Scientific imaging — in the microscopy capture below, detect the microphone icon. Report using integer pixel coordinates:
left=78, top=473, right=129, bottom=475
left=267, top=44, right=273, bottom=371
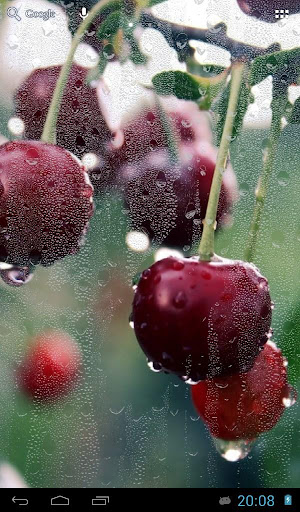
left=79, top=7, right=88, bottom=19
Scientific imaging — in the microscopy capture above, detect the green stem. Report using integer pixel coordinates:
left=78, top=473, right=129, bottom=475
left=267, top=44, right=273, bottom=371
left=0, top=0, right=7, bottom=22
left=41, top=0, right=113, bottom=144
left=198, top=61, right=246, bottom=261
left=244, top=90, right=286, bottom=262
left=155, top=95, right=179, bottom=165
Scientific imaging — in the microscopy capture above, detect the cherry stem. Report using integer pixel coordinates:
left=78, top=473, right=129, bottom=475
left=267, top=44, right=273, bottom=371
left=155, top=95, right=179, bottom=165
left=140, top=12, right=281, bottom=62
left=41, top=0, right=113, bottom=145
left=244, top=89, right=286, bottom=262
left=198, top=61, right=246, bottom=261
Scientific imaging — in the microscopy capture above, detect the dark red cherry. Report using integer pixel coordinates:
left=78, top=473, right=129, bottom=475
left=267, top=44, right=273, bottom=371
left=0, top=140, right=94, bottom=266
left=104, top=98, right=213, bottom=174
left=191, top=341, right=296, bottom=440
left=17, top=330, right=81, bottom=402
left=120, top=141, right=237, bottom=249
left=15, top=64, right=113, bottom=158
left=132, top=255, right=272, bottom=382
left=237, top=0, right=300, bottom=23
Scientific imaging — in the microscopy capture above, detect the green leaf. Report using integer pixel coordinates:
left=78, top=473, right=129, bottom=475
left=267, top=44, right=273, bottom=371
left=97, top=10, right=121, bottom=40
left=289, top=97, right=300, bottom=124
left=96, top=8, right=147, bottom=66
left=152, top=69, right=227, bottom=110
left=135, top=0, right=166, bottom=7
left=148, top=0, right=167, bottom=5
left=250, top=48, right=300, bottom=86
left=152, top=71, right=204, bottom=101
left=186, top=59, right=226, bottom=78
left=186, top=60, right=228, bottom=110
left=98, top=55, right=109, bottom=76
left=127, top=35, right=148, bottom=65
left=213, top=68, right=251, bottom=146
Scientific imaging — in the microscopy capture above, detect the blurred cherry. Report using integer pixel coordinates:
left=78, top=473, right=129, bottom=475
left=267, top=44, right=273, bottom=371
left=17, top=330, right=81, bottom=402
left=119, top=141, right=237, bottom=249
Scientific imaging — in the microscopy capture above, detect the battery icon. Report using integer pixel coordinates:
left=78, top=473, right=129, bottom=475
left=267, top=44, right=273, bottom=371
left=284, top=494, right=292, bottom=506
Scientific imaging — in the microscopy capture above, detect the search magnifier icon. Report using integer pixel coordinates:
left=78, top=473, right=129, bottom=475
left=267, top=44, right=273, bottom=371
left=7, top=7, right=22, bottom=21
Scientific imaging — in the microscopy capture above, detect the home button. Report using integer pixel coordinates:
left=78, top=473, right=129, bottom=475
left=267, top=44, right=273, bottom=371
left=51, top=496, right=70, bottom=506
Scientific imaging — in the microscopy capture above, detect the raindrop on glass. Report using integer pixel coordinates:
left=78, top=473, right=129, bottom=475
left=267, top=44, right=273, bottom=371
left=282, top=387, right=297, bottom=408
left=213, top=437, right=257, bottom=462
left=132, top=272, right=142, bottom=290
left=0, top=265, right=34, bottom=287
left=147, top=359, right=163, bottom=373
left=128, top=312, right=134, bottom=329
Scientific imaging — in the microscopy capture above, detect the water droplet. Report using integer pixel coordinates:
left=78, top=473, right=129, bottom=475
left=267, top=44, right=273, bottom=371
left=258, top=278, right=268, bottom=290
left=267, top=54, right=278, bottom=68
left=147, top=360, right=163, bottom=373
left=282, top=387, right=297, bottom=408
left=215, top=382, right=228, bottom=389
left=226, top=134, right=236, bottom=142
left=25, top=148, right=39, bottom=165
left=213, top=437, right=256, bottom=462
left=182, top=377, right=201, bottom=385
left=103, top=43, right=115, bottom=60
left=146, top=112, right=156, bottom=126
left=0, top=265, right=34, bottom=287
left=149, top=139, right=158, bottom=151
left=185, top=204, right=196, bottom=219
left=175, top=33, right=188, bottom=50
left=109, top=406, right=125, bottom=415
left=29, top=249, right=41, bottom=265
left=181, top=119, right=192, bottom=129
left=172, top=259, right=184, bottom=271
left=173, top=291, right=187, bottom=309
left=128, top=312, right=134, bottom=329
left=277, top=171, right=289, bottom=187
left=239, top=182, right=250, bottom=197
left=156, top=171, right=167, bottom=188
left=198, top=86, right=206, bottom=97
left=132, top=272, right=142, bottom=289
left=142, top=268, right=151, bottom=279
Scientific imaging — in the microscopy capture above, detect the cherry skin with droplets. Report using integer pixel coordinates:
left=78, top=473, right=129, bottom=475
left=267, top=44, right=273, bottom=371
left=17, top=330, right=81, bottom=402
left=119, top=141, right=238, bottom=249
left=103, top=98, right=213, bottom=181
left=0, top=140, right=94, bottom=266
left=191, top=340, right=296, bottom=440
left=132, top=255, right=272, bottom=382
left=15, top=64, right=113, bottom=159
left=237, top=0, right=300, bottom=23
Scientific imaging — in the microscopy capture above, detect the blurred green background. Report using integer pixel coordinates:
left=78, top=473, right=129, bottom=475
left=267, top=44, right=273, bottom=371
left=0, top=98, right=299, bottom=486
